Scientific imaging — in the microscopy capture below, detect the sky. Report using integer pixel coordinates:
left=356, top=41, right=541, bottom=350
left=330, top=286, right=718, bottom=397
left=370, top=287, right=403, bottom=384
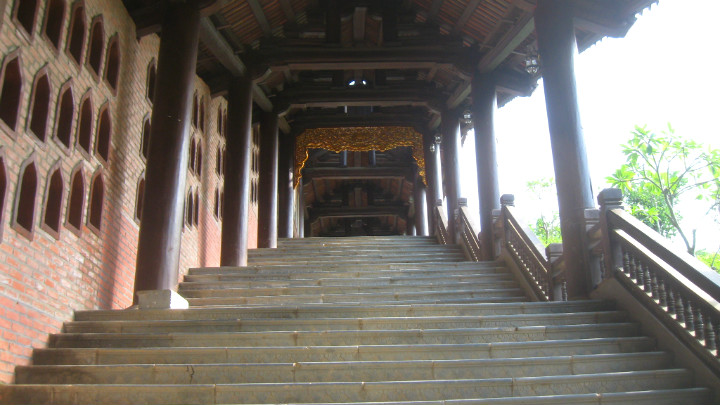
left=459, top=0, right=720, bottom=252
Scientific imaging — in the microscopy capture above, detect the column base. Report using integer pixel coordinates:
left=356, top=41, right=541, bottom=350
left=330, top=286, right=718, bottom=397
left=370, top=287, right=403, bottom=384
left=136, top=289, right=189, bottom=310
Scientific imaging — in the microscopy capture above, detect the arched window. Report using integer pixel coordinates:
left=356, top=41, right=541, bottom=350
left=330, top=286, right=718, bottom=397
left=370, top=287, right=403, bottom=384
left=193, top=190, right=199, bottom=226
left=13, top=158, right=38, bottom=239
left=27, top=70, right=52, bottom=142
left=217, top=106, right=223, bottom=136
left=146, top=60, right=156, bottom=103
left=0, top=52, right=23, bottom=132
left=219, top=188, right=224, bottom=219
left=214, top=187, right=220, bottom=219
left=189, top=138, right=196, bottom=173
left=185, top=190, right=193, bottom=226
left=199, top=97, right=205, bottom=133
left=0, top=153, right=7, bottom=239
left=13, top=0, right=39, bottom=36
left=66, top=166, right=84, bottom=232
left=88, top=171, right=103, bottom=231
left=192, top=92, right=198, bottom=128
left=76, top=93, right=93, bottom=154
left=104, top=36, right=120, bottom=91
left=54, top=82, right=74, bottom=148
left=66, top=3, right=86, bottom=65
left=135, top=176, right=144, bottom=222
left=95, top=104, right=111, bottom=162
left=42, top=165, right=64, bottom=238
left=140, top=116, right=150, bottom=159
left=87, top=17, right=104, bottom=77
left=42, top=0, right=66, bottom=50
left=216, top=146, right=222, bottom=176
left=196, top=143, right=202, bottom=176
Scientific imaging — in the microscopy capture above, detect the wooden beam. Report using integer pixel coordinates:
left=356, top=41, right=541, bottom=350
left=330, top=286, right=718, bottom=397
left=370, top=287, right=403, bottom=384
left=428, top=0, right=444, bottom=20
left=308, top=205, right=407, bottom=222
left=353, top=7, right=367, bottom=42
left=302, top=167, right=414, bottom=183
left=453, top=0, right=484, bottom=34
left=478, top=12, right=534, bottom=73
left=278, top=0, right=296, bottom=22
left=247, top=0, right=272, bottom=35
left=290, top=111, right=430, bottom=131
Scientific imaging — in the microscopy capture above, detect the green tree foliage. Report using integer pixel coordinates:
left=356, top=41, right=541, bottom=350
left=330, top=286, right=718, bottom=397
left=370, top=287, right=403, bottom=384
left=526, top=177, right=562, bottom=245
left=696, top=249, right=719, bottom=272
left=607, top=125, right=720, bottom=255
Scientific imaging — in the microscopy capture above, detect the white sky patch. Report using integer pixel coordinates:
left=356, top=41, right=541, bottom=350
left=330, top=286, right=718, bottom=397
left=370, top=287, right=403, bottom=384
left=460, top=0, right=720, bottom=252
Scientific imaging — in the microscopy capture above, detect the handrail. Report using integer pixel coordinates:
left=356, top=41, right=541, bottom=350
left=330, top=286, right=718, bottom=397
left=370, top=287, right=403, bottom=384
left=500, top=202, right=553, bottom=301
left=596, top=188, right=720, bottom=370
left=434, top=202, right=449, bottom=245
left=457, top=206, right=481, bottom=261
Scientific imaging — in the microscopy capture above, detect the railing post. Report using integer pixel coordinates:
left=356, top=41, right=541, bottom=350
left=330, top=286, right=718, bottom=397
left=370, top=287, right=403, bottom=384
left=546, top=243, right=565, bottom=301
left=584, top=207, right=603, bottom=289
left=497, top=194, right=514, bottom=257
left=456, top=197, right=467, bottom=244
left=491, top=207, right=502, bottom=259
left=598, top=188, right=624, bottom=281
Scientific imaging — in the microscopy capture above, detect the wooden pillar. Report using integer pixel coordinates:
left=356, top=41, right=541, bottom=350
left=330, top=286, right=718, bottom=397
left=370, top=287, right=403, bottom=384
left=441, top=111, right=462, bottom=243
left=472, top=73, right=500, bottom=260
left=134, top=0, right=200, bottom=299
left=297, top=182, right=305, bottom=238
left=414, top=176, right=428, bottom=236
left=536, top=0, right=594, bottom=298
left=220, top=76, right=254, bottom=266
left=423, top=131, right=442, bottom=235
left=340, top=150, right=348, bottom=167
left=258, top=112, right=279, bottom=248
left=368, top=150, right=376, bottom=167
left=277, top=132, right=294, bottom=238
left=382, top=0, right=399, bottom=43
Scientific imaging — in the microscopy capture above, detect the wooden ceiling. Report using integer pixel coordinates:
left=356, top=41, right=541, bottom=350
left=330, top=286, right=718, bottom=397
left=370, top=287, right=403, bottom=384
left=124, top=0, right=655, bottom=135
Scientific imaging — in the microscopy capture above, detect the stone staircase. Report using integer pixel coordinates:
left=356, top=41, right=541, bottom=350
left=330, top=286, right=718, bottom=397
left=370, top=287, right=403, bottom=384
left=0, top=236, right=712, bottom=404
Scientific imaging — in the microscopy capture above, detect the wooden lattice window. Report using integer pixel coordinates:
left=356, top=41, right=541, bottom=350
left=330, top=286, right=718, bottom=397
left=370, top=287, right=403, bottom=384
left=88, top=171, right=103, bottom=232
left=86, top=17, right=104, bottom=77
left=95, top=104, right=111, bottom=162
left=42, top=165, right=64, bottom=238
left=66, top=2, right=85, bottom=65
left=76, top=93, right=92, bottom=154
left=42, top=0, right=66, bottom=50
left=0, top=52, right=23, bottom=132
left=54, top=81, right=74, bottom=148
left=103, top=35, right=119, bottom=91
left=66, top=166, right=84, bottom=232
left=13, top=0, right=39, bottom=36
left=13, top=158, right=38, bottom=239
left=27, top=70, right=52, bottom=142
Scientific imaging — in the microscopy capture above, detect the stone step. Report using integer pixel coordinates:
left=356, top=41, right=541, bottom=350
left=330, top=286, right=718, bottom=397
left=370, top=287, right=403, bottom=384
left=188, top=296, right=527, bottom=307
left=15, top=352, right=671, bottom=385
left=178, top=273, right=517, bottom=290
left=0, top=369, right=693, bottom=404
left=184, top=288, right=526, bottom=306
left=73, top=300, right=614, bottom=322
left=188, top=261, right=503, bottom=274
left=63, top=311, right=627, bottom=334
left=49, top=323, right=640, bottom=348
left=178, top=280, right=521, bottom=298
left=31, top=336, right=657, bottom=365
left=248, top=246, right=462, bottom=255
left=245, top=256, right=467, bottom=266
left=276, top=236, right=439, bottom=245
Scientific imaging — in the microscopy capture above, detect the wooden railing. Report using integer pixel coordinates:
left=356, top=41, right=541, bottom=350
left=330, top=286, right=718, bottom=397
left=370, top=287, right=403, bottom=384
left=457, top=205, right=481, bottom=261
left=595, top=188, right=720, bottom=371
left=498, top=195, right=555, bottom=301
left=434, top=200, right=449, bottom=245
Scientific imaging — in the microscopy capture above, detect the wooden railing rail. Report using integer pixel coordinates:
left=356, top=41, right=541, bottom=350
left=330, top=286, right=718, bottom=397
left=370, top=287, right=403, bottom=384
left=499, top=195, right=554, bottom=301
left=434, top=200, right=450, bottom=245
left=597, top=188, right=720, bottom=371
left=457, top=205, right=481, bottom=261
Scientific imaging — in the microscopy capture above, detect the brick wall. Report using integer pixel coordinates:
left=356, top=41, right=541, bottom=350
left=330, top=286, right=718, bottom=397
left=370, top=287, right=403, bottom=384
left=0, top=0, right=257, bottom=382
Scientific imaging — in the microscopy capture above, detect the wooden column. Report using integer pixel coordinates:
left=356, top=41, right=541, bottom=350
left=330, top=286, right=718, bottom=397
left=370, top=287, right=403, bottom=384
left=441, top=111, right=462, bottom=243
left=277, top=133, right=294, bottom=238
left=134, top=0, right=200, bottom=299
left=220, top=75, right=254, bottom=266
left=423, top=131, right=442, bottom=235
left=536, top=0, right=594, bottom=298
left=414, top=176, right=428, bottom=236
left=472, top=73, right=500, bottom=260
left=258, top=112, right=279, bottom=248
left=297, top=182, right=305, bottom=238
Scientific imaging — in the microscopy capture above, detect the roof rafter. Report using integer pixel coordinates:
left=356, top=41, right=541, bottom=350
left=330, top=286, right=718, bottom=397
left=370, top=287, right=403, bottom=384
left=247, top=0, right=272, bottom=36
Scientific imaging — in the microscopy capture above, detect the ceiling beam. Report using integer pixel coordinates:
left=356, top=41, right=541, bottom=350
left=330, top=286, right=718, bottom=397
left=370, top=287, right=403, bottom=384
left=302, top=167, right=414, bottom=184
left=278, top=0, right=296, bottom=22
left=247, top=0, right=272, bottom=35
left=428, top=0, right=444, bottom=20
left=453, top=0, right=484, bottom=34
left=308, top=205, right=408, bottom=222
left=353, top=7, right=367, bottom=43
left=199, top=17, right=292, bottom=132
left=290, top=112, right=430, bottom=132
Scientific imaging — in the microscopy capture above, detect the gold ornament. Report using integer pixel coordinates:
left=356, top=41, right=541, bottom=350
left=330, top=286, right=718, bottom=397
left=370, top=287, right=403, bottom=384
left=295, top=127, right=426, bottom=187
